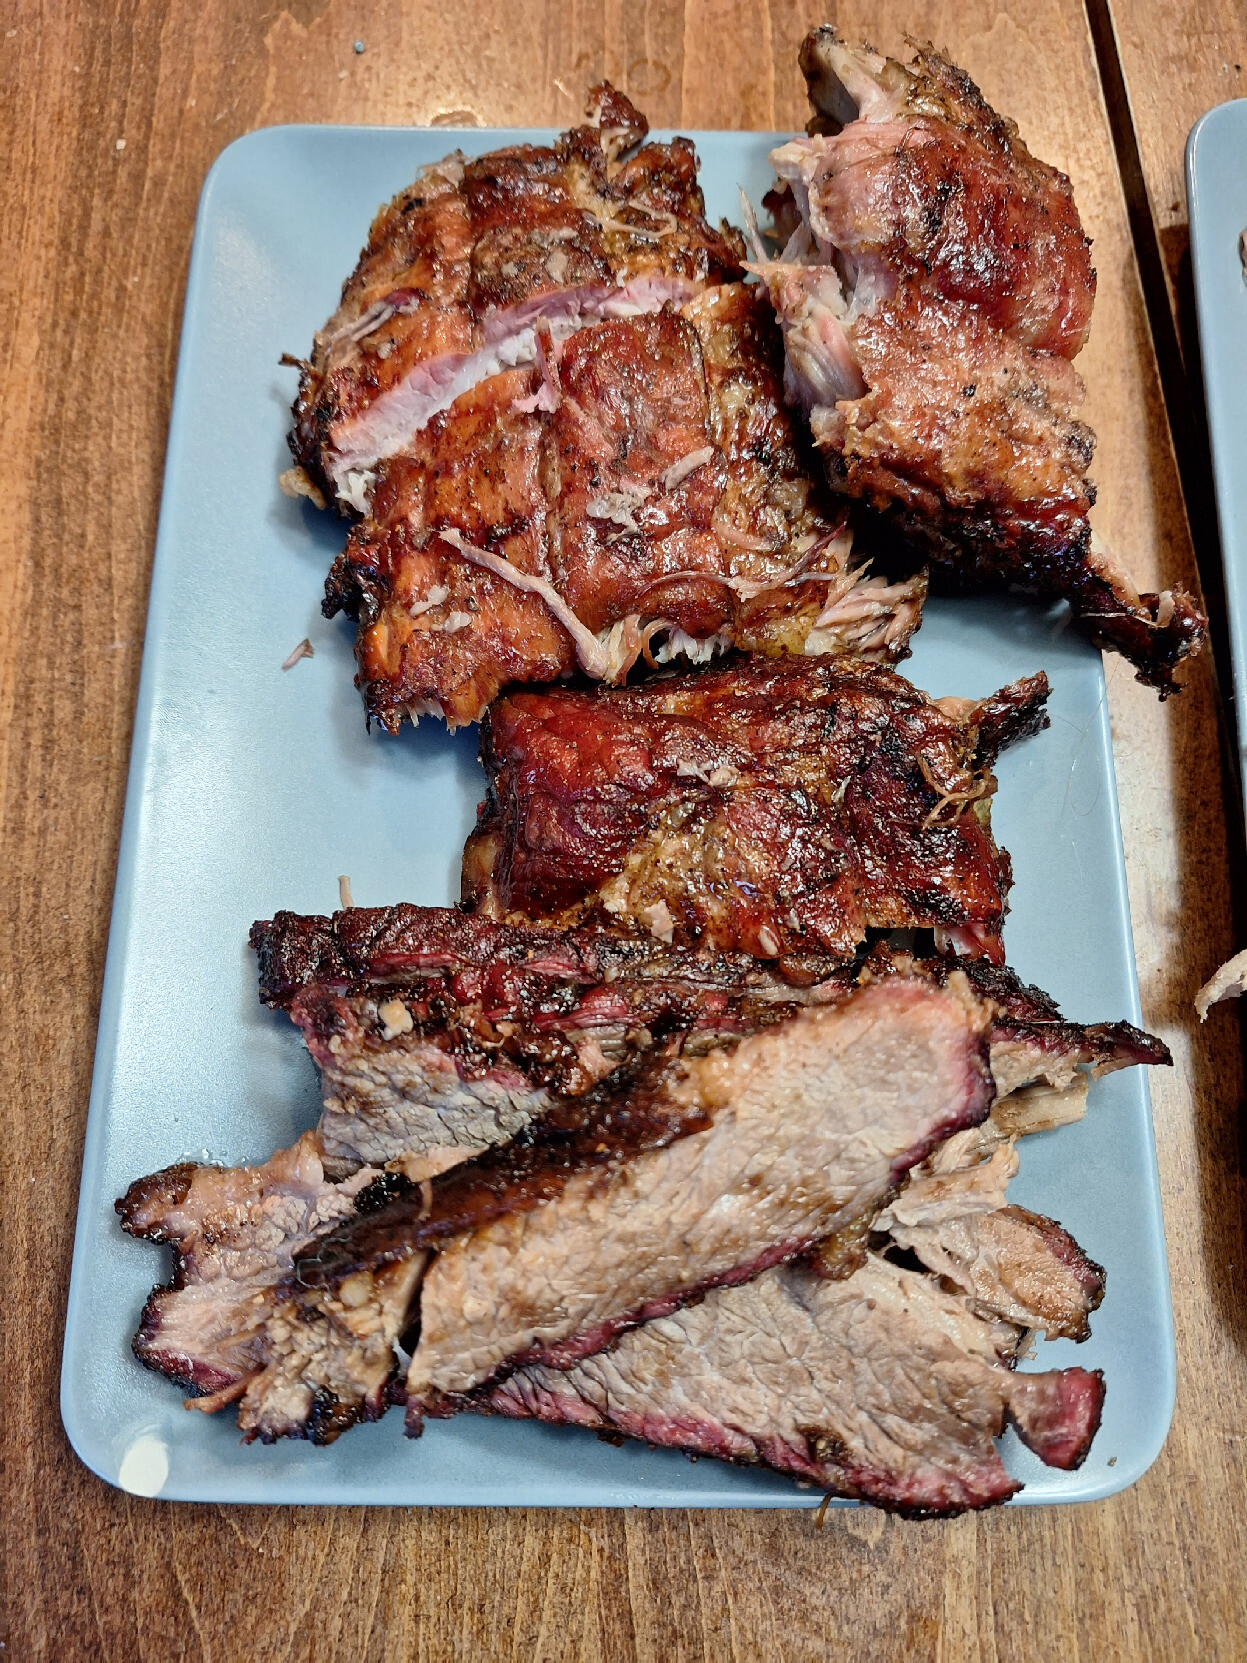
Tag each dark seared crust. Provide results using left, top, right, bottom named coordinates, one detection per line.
left=116, top=1164, right=196, bottom=1238
left=966, top=672, right=1052, bottom=769
left=118, top=1166, right=203, bottom=1387
left=934, top=952, right=1172, bottom=1072
left=251, top=904, right=820, bottom=1009
left=914, top=521, right=1207, bottom=699
left=463, top=657, right=1047, bottom=961
left=252, top=905, right=1170, bottom=1095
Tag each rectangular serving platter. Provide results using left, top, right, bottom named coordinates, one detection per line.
left=1188, top=101, right=1247, bottom=811
left=61, top=124, right=1175, bottom=1507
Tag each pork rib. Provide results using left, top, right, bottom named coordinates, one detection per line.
left=463, top=656, right=1049, bottom=962
left=288, top=85, right=923, bottom=729
left=752, top=29, right=1205, bottom=694
left=291, top=85, right=745, bottom=505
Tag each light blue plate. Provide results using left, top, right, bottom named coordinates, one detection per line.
left=1188, top=101, right=1247, bottom=798
left=61, top=125, right=1175, bottom=1506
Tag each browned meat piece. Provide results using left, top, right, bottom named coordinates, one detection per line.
left=116, top=1133, right=382, bottom=1407
left=289, top=85, right=923, bottom=731
left=290, top=85, right=745, bottom=504
left=121, top=973, right=995, bottom=1442
left=250, top=903, right=871, bottom=1180
left=463, top=657, right=1049, bottom=963
left=750, top=29, right=1205, bottom=694
left=893, top=948, right=1171, bottom=1096
left=120, top=937, right=1165, bottom=1468
left=252, top=907, right=1168, bottom=1183
left=876, top=1084, right=1107, bottom=1339
left=476, top=1060, right=1112, bottom=1514
left=321, top=283, right=923, bottom=730
left=482, top=1255, right=1103, bottom=1516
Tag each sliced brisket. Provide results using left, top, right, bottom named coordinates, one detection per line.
left=116, top=1132, right=381, bottom=1404
left=121, top=973, right=993, bottom=1442
left=876, top=1084, right=1107, bottom=1340
left=482, top=1255, right=1104, bottom=1516
left=248, top=906, right=1168, bottom=1180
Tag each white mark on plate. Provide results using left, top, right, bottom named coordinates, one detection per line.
left=118, top=1431, right=169, bottom=1496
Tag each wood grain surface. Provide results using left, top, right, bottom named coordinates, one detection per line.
left=2, top=3, right=1245, bottom=1657
left=1108, top=0, right=1246, bottom=318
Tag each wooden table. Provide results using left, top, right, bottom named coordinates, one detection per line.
left=4, top=3, right=1246, bottom=1655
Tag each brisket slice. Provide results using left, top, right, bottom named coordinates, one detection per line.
left=481, top=1255, right=1103, bottom=1516
left=116, top=1133, right=382, bottom=1405
left=750, top=29, right=1204, bottom=693
left=248, top=906, right=1168, bottom=1179
left=250, top=905, right=873, bottom=1179
left=397, top=974, right=994, bottom=1425
left=874, top=1083, right=1106, bottom=1339
left=478, top=1083, right=1107, bottom=1514
left=899, top=949, right=1170, bottom=1096
left=464, top=657, right=1049, bottom=961
left=138, top=974, right=992, bottom=1442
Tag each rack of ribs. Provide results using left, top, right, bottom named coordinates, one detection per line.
left=462, top=656, right=1050, bottom=961
left=285, top=84, right=924, bottom=729
left=749, top=28, right=1205, bottom=694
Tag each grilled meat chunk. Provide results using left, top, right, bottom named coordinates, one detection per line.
left=483, top=1255, right=1104, bottom=1516
left=751, top=29, right=1205, bottom=693
left=290, top=86, right=923, bottom=730
left=480, top=1067, right=1110, bottom=1513
left=251, top=907, right=1167, bottom=1183
left=251, top=904, right=869, bottom=1179
left=122, top=973, right=994, bottom=1442
left=116, top=1133, right=382, bottom=1406
left=463, top=657, right=1049, bottom=962
left=120, top=943, right=1164, bottom=1459
left=875, top=1083, right=1107, bottom=1339
left=291, top=85, right=745, bottom=504
left=321, top=283, right=923, bottom=729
